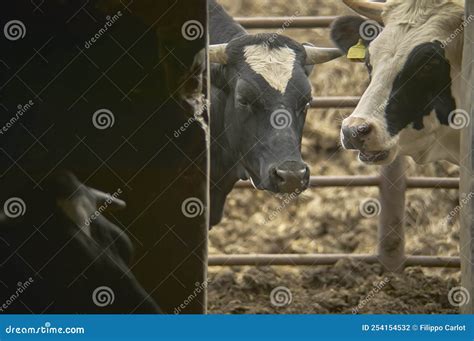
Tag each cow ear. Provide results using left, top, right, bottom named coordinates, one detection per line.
left=302, top=43, right=315, bottom=76
left=330, top=15, right=371, bottom=53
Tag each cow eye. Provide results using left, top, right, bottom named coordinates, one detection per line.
left=417, top=58, right=441, bottom=77
left=236, top=96, right=251, bottom=107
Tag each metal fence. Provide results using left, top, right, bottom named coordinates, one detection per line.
left=207, top=16, right=461, bottom=273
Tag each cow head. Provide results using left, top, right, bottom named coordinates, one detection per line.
left=331, top=0, right=464, bottom=165
left=209, top=34, right=341, bottom=192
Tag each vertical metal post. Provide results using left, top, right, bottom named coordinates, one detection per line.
left=378, top=157, right=406, bottom=273
left=460, top=0, right=474, bottom=314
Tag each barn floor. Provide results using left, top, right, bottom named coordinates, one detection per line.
left=208, top=0, right=461, bottom=314
left=208, top=261, right=459, bottom=314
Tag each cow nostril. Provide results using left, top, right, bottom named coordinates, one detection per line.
left=356, top=123, right=372, bottom=136
left=273, top=168, right=285, bottom=183
left=274, top=165, right=309, bottom=182
left=271, top=162, right=310, bottom=193
left=276, top=167, right=306, bottom=178
left=275, top=169, right=289, bottom=183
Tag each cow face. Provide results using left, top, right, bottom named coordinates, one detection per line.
left=331, top=0, right=464, bottom=165
left=210, top=34, right=340, bottom=193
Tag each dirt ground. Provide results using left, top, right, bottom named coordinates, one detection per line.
left=207, top=0, right=462, bottom=314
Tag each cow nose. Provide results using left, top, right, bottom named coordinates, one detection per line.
left=341, top=119, right=373, bottom=150
left=270, top=161, right=310, bottom=193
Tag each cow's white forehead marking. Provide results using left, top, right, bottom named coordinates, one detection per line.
left=243, top=45, right=296, bottom=94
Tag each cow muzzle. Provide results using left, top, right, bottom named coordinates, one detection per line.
left=341, top=117, right=396, bottom=164
left=269, top=160, right=310, bottom=193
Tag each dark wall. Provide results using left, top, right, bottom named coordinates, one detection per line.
left=0, top=0, right=209, bottom=313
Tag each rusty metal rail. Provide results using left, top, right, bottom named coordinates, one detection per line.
left=236, top=16, right=337, bottom=29
left=208, top=254, right=460, bottom=268
left=235, top=176, right=459, bottom=189
left=311, top=96, right=360, bottom=108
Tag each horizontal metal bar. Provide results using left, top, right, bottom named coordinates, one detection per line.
left=311, top=96, right=360, bottom=108
left=309, top=175, right=380, bottom=187
left=236, top=16, right=337, bottom=29
left=208, top=254, right=460, bottom=268
left=405, top=177, right=459, bottom=189
left=234, top=176, right=459, bottom=189
left=209, top=253, right=376, bottom=265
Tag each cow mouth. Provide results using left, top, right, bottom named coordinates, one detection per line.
left=358, top=150, right=390, bottom=163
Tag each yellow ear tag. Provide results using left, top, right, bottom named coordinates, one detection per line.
left=347, top=39, right=366, bottom=62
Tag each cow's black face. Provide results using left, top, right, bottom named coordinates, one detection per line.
left=213, top=34, right=312, bottom=193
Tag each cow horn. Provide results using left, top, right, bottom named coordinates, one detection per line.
left=343, top=0, right=385, bottom=23
left=209, top=44, right=228, bottom=64
left=304, top=47, right=342, bottom=65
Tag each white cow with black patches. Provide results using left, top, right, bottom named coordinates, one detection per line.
left=331, top=0, right=465, bottom=165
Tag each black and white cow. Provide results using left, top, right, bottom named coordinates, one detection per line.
left=331, top=0, right=464, bottom=165
left=0, top=172, right=161, bottom=313
left=208, top=0, right=341, bottom=225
